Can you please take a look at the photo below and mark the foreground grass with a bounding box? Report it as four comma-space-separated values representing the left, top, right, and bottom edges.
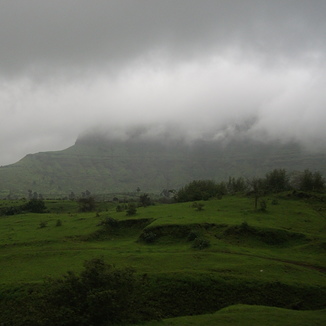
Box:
0, 195, 325, 285
0, 194, 325, 324
134, 305, 326, 326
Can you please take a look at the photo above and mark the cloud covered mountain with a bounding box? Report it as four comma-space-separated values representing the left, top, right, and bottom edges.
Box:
1, 133, 325, 198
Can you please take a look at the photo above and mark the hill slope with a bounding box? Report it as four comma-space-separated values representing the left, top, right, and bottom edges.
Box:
1, 136, 325, 197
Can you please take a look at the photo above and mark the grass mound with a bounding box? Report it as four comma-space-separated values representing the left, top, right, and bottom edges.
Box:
136, 304, 326, 326
138, 224, 192, 243
224, 222, 307, 246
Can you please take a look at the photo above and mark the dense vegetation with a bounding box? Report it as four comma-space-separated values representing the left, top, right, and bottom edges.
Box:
175, 168, 325, 202
0, 169, 325, 325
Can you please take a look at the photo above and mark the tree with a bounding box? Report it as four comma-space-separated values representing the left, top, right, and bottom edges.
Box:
247, 177, 266, 210
192, 202, 204, 211
175, 180, 221, 202
139, 193, 151, 207
297, 169, 325, 192
312, 171, 325, 192
299, 169, 314, 191
78, 196, 96, 212
227, 176, 248, 194
126, 203, 137, 216
35, 259, 139, 326
68, 191, 76, 200
27, 189, 33, 199
23, 198, 46, 213
265, 169, 290, 193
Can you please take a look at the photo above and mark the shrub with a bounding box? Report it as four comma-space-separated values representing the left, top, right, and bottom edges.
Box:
0, 206, 22, 216
139, 193, 151, 207
187, 231, 198, 241
116, 204, 125, 212
78, 196, 96, 212
192, 238, 210, 250
175, 180, 221, 202
23, 198, 46, 213
192, 202, 204, 211
100, 217, 118, 228
39, 221, 47, 228
141, 231, 157, 243
259, 199, 267, 212
55, 219, 62, 227
126, 203, 137, 216
30, 259, 147, 326
265, 169, 290, 193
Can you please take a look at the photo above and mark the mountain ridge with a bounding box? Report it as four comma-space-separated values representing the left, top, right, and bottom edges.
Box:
1, 136, 325, 197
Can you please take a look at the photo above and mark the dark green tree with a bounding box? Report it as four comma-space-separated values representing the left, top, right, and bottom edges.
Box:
265, 169, 290, 193
23, 198, 46, 213
126, 203, 137, 216
68, 191, 76, 200
297, 169, 325, 192
227, 176, 248, 194
175, 180, 221, 202
312, 171, 325, 192
139, 193, 151, 207
78, 196, 96, 212
32, 259, 140, 326
247, 177, 266, 210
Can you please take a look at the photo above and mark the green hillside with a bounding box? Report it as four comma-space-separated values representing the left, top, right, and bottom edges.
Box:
138, 305, 326, 326
1, 136, 326, 198
0, 193, 325, 325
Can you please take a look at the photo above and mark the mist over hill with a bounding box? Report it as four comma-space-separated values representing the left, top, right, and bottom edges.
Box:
0, 133, 325, 198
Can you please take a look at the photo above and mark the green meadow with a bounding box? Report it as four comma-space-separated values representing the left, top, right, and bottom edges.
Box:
0, 193, 325, 325
137, 305, 326, 326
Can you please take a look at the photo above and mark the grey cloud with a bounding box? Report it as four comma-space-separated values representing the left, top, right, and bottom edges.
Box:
1, 0, 325, 77
0, 1, 325, 165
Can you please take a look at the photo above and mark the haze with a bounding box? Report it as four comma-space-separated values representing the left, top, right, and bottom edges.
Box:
1, 0, 325, 165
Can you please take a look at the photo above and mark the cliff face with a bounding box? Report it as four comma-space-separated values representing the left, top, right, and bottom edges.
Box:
1, 136, 325, 197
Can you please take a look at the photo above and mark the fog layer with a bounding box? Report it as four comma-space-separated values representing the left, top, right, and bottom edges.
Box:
1, 1, 325, 165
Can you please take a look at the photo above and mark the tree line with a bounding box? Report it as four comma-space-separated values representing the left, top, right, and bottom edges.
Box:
174, 169, 325, 203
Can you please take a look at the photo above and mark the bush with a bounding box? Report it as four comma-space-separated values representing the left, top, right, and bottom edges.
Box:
39, 221, 47, 228
191, 238, 210, 250
27, 259, 154, 326
141, 231, 157, 243
175, 180, 222, 202
126, 203, 137, 216
187, 231, 198, 241
192, 202, 204, 211
259, 199, 267, 212
78, 196, 96, 212
116, 204, 125, 212
55, 219, 62, 227
265, 169, 290, 193
0, 206, 23, 216
23, 198, 46, 213
139, 193, 151, 207
100, 217, 118, 228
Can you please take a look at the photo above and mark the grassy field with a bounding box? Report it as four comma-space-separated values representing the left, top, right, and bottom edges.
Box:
0, 193, 325, 325
136, 305, 326, 326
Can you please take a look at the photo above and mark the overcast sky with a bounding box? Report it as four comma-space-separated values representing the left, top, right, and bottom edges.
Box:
1, 0, 325, 165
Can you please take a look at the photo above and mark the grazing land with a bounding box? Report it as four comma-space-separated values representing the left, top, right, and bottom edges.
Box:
0, 193, 325, 325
